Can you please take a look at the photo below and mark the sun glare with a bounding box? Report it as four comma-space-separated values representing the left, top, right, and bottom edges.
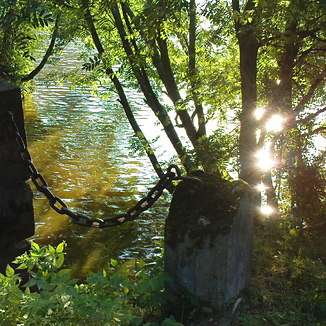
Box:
266, 114, 284, 132
260, 205, 274, 216
256, 182, 267, 192
255, 146, 275, 171
254, 107, 265, 120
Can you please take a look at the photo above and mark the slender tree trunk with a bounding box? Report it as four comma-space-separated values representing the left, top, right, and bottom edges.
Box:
80, 0, 167, 179
155, 36, 200, 147
232, 0, 260, 185
188, 0, 206, 137
237, 29, 260, 185
264, 171, 279, 216
120, 3, 201, 149
111, 4, 194, 171
276, 21, 298, 126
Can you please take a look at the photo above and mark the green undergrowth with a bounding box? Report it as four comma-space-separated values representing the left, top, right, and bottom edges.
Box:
0, 242, 181, 326
0, 220, 325, 326
234, 219, 326, 326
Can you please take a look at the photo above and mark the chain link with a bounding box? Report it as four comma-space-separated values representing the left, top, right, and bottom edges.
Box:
6, 111, 201, 228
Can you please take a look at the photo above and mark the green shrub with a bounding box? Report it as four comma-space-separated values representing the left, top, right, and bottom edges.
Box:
0, 242, 180, 326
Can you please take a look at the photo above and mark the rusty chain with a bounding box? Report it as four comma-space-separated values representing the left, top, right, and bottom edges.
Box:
6, 111, 200, 228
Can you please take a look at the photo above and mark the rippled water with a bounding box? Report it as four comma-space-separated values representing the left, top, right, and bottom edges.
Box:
24, 46, 172, 278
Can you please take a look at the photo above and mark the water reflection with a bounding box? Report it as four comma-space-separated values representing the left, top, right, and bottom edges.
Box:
23, 55, 170, 278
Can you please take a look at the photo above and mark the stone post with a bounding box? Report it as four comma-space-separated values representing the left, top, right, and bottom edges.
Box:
164, 170, 254, 307
0, 80, 34, 274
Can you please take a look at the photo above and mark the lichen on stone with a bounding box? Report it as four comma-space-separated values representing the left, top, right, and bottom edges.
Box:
165, 170, 249, 249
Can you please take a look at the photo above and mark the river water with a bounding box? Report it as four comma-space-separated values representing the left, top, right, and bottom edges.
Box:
23, 46, 172, 278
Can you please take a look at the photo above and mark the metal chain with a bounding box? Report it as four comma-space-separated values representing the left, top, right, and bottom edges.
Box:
6, 111, 200, 228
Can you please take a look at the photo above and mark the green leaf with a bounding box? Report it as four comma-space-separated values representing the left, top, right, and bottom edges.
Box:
31, 242, 40, 251
56, 254, 65, 268
5, 265, 15, 277
58, 268, 71, 277
56, 242, 65, 253
110, 259, 118, 267
16, 263, 28, 270
48, 245, 56, 253
23, 278, 37, 288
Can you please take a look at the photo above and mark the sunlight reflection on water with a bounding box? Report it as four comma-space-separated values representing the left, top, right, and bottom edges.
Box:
23, 46, 172, 278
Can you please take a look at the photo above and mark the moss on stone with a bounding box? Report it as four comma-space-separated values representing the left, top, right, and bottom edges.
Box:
165, 170, 248, 249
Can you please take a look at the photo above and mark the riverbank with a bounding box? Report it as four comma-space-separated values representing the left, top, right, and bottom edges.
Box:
1, 218, 324, 325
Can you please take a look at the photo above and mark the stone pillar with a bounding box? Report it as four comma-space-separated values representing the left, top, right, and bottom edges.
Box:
164, 170, 254, 306
0, 80, 34, 274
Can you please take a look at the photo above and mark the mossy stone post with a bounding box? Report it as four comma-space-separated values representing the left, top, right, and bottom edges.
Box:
0, 80, 34, 274
164, 171, 254, 307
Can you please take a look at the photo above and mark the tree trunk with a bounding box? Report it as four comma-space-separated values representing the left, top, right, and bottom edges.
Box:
120, 3, 202, 149
81, 0, 192, 174
188, 0, 206, 137
21, 15, 60, 82
237, 29, 260, 185
111, 4, 194, 171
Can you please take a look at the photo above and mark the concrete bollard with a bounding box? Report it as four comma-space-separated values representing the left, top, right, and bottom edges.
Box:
0, 80, 34, 273
164, 170, 254, 307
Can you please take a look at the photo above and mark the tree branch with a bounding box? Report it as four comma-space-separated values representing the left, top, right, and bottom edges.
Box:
120, 3, 201, 146
80, 0, 171, 182
111, 2, 195, 171
232, 0, 240, 12
294, 67, 326, 114
21, 15, 60, 82
304, 126, 326, 137
297, 106, 326, 125
188, 0, 206, 137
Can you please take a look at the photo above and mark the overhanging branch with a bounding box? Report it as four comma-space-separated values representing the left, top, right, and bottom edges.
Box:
22, 15, 60, 82
294, 67, 326, 114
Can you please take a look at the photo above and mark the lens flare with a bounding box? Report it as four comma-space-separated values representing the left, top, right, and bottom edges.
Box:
255, 147, 275, 171
254, 107, 265, 120
260, 205, 274, 216
266, 114, 284, 132
255, 182, 267, 192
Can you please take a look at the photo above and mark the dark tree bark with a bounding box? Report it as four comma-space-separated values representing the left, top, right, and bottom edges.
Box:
155, 36, 201, 147
121, 2, 201, 146
110, 3, 194, 171
232, 0, 260, 186
188, 0, 206, 137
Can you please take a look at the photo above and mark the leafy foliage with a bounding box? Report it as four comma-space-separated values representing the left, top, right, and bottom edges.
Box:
0, 1, 325, 321
0, 242, 180, 326
1, 232, 324, 325
0, 0, 54, 82
82, 55, 102, 72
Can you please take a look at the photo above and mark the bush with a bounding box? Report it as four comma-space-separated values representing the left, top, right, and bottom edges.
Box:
0, 242, 181, 326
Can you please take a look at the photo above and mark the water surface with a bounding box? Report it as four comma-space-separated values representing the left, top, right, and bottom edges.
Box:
24, 46, 171, 277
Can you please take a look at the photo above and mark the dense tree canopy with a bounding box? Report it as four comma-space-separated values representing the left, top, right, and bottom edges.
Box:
1, 0, 325, 227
